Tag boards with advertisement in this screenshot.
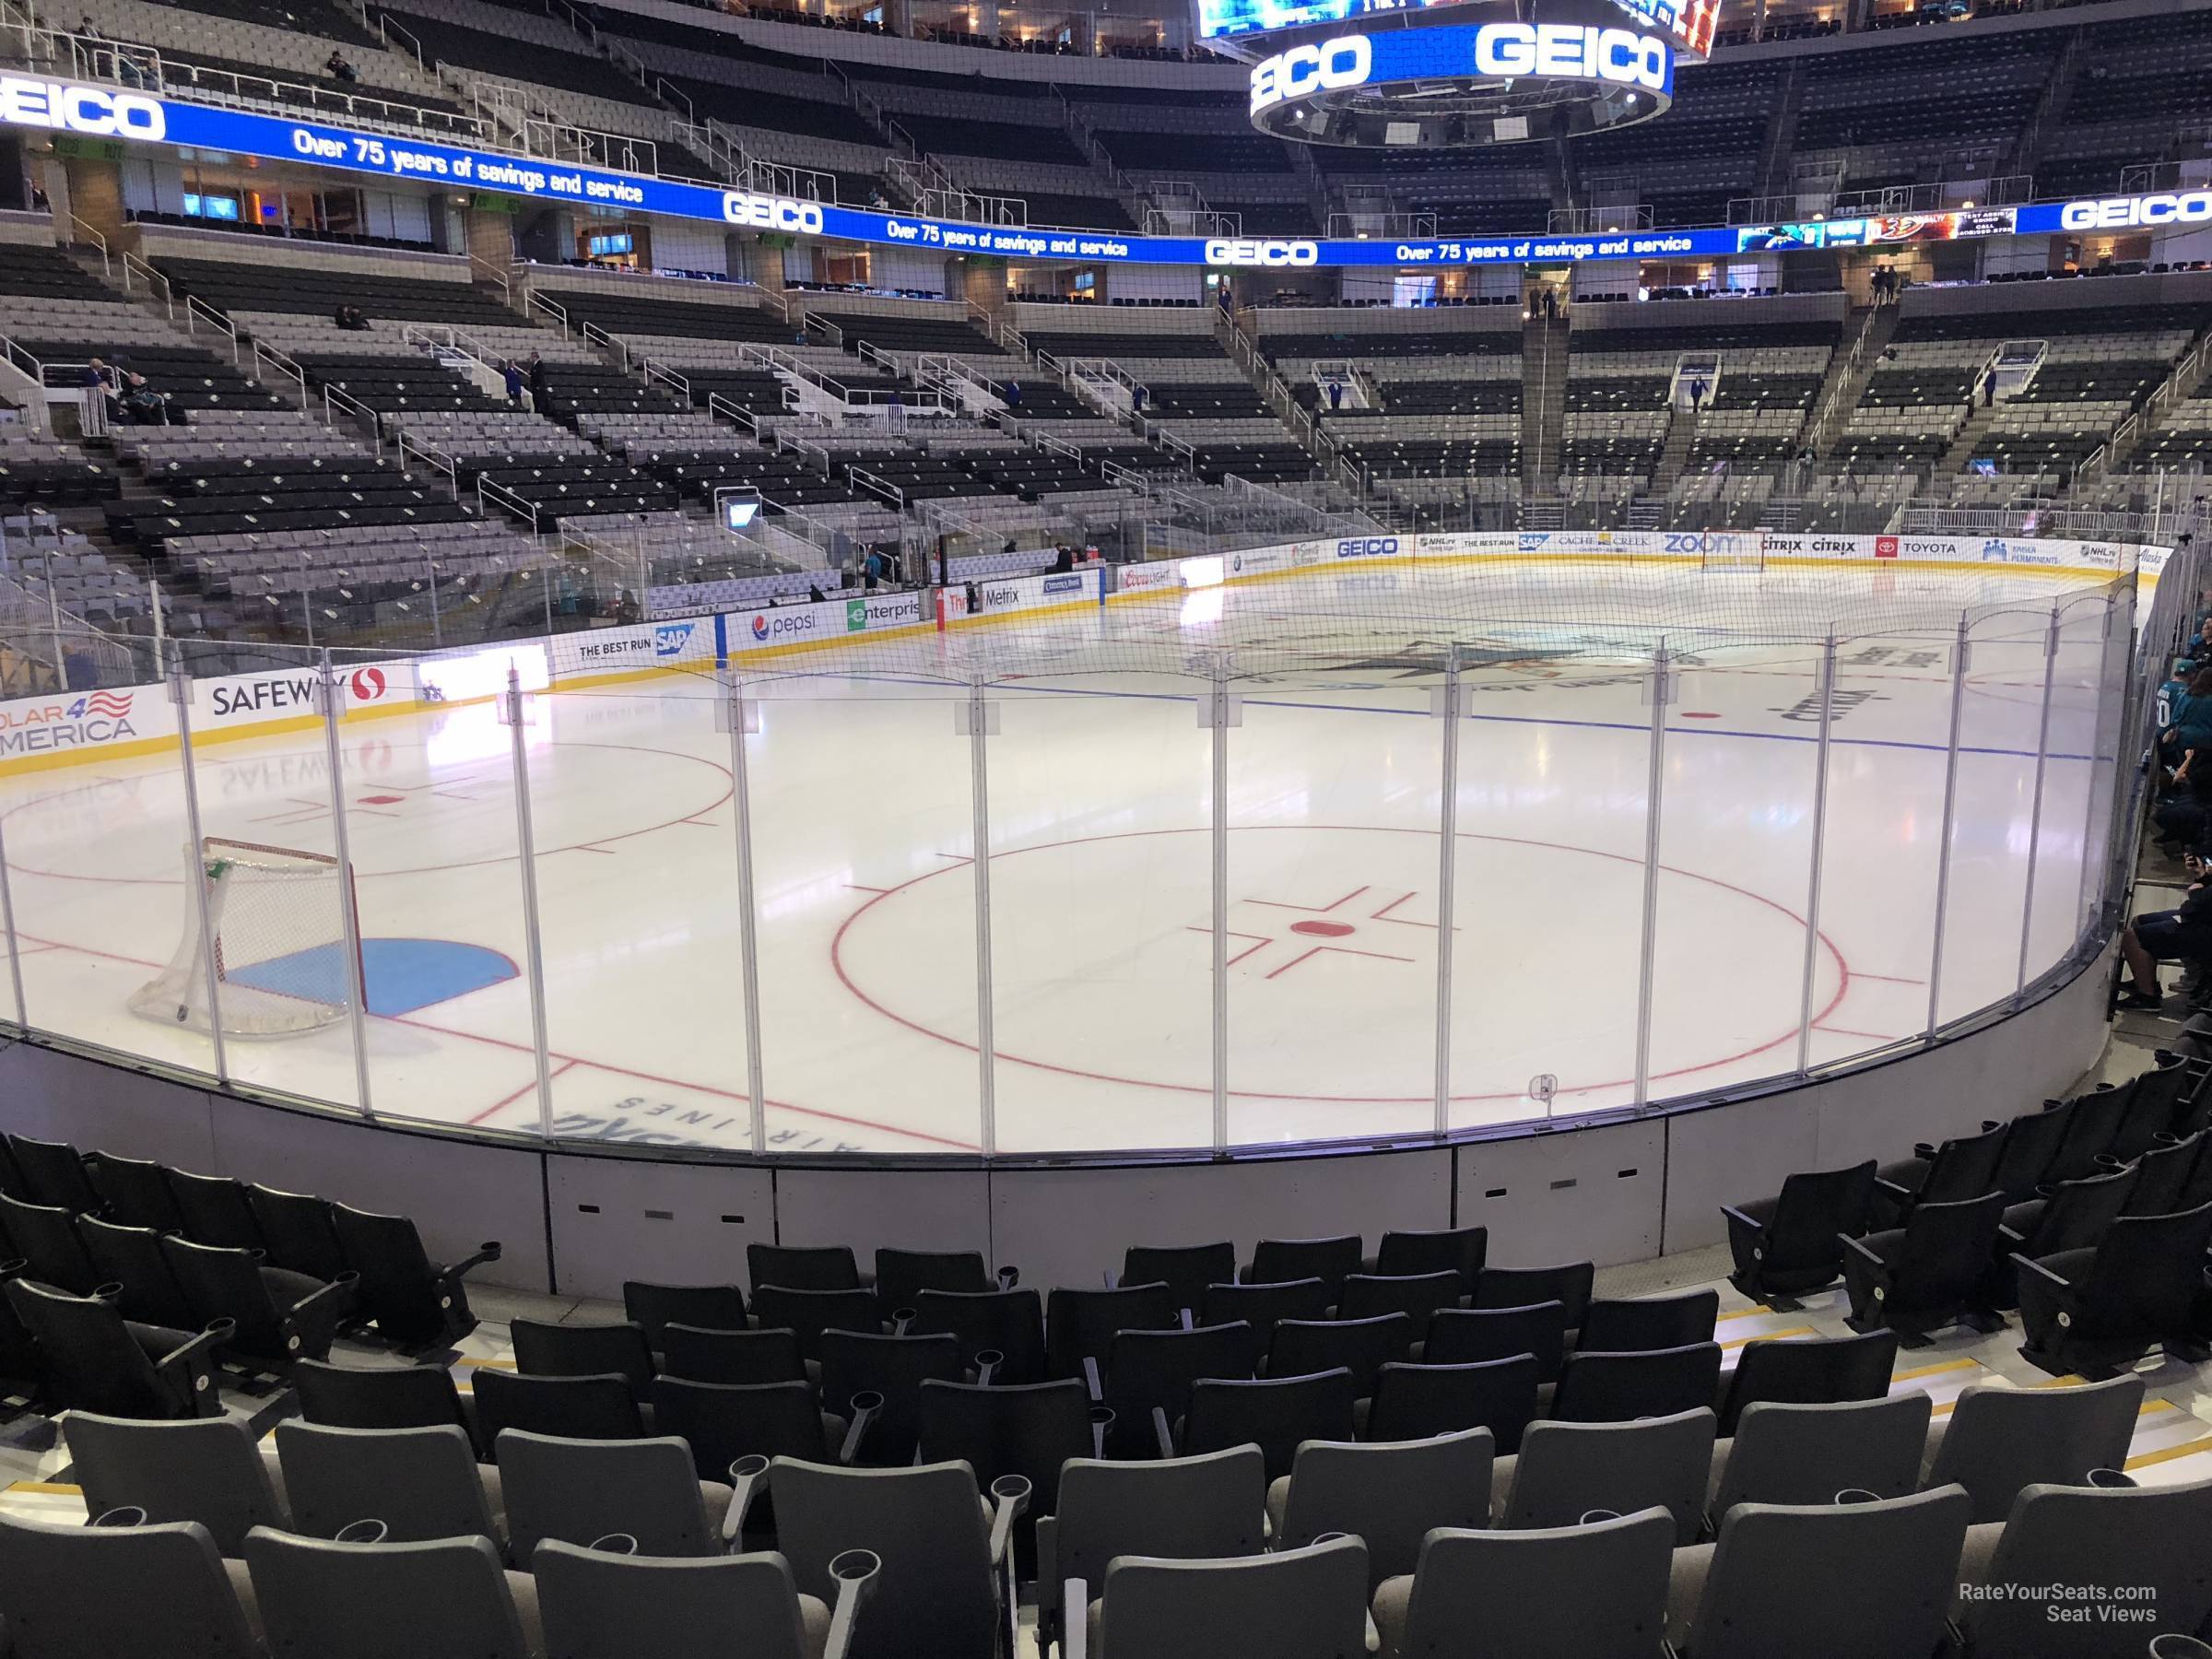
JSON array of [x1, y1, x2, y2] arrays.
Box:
[[939, 569, 1103, 622], [0, 684, 172, 762], [195, 660, 408, 725], [724, 590, 926, 656]]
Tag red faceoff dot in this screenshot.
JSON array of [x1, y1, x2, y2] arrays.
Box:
[[1289, 920, 1357, 937]]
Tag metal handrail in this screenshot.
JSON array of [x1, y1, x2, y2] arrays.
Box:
[[398, 429, 460, 499], [185, 296, 241, 363], [708, 392, 759, 436]]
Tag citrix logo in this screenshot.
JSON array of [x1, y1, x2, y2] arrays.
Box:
[[0, 76, 164, 139], [2060, 191, 2212, 230], [1249, 34, 1371, 115], [1206, 238, 1318, 267], [722, 191, 825, 234]]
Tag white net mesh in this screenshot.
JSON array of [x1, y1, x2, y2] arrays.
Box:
[[129, 839, 351, 1037]]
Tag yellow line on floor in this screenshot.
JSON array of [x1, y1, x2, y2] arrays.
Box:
[[1891, 1358, 1983, 1383], [3, 1482, 78, 1495], [1722, 1325, 1815, 1351], [2125, 1436, 2212, 1472]]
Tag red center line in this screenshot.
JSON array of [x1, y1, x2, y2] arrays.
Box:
[[466, 1057, 578, 1125]]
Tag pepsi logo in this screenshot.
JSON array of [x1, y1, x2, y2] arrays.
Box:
[[751, 615, 770, 641]]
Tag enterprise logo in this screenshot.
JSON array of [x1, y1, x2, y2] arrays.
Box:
[[0, 76, 163, 139]]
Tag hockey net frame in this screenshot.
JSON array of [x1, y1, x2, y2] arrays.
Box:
[[1700, 532, 1768, 573], [128, 837, 358, 1038]]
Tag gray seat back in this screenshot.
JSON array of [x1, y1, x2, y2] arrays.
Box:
[[244, 1526, 531, 1659], [276, 1421, 498, 1544], [533, 1540, 810, 1659], [0, 1512, 261, 1659], [1688, 1486, 1971, 1659], [1963, 1477, 2212, 1658], [1927, 1376, 2143, 1524], [768, 1457, 994, 1659], [497, 1430, 715, 1559], [1099, 1536, 1370, 1659], [1039, 1445, 1267, 1625], [1712, 1394, 1931, 1519], [1398, 1508, 1675, 1659], [1503, 1408, 1715, 1544], [1277, 1430, 1493, 1585], [64, 1413, 283, 1556]]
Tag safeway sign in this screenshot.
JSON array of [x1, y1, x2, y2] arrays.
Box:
[[196, 661, 408, 725]]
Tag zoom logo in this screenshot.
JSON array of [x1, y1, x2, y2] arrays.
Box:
[[722, 191, 824, 234], [1249, 34, 1372, 115], [1205, 239, 1318, 267], [0, 77, 164, 139]]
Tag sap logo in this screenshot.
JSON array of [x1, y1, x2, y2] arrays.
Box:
[[2061, 191, 2212, 231], [1205, 238, 1318, 267], [1473, 23, 1672, 93], [0, 77, 163, 140], [1517, 533, 1551, 553], [653, 621, 695, 657], [1874, 535, 1900, 559], [721, 191, 824, 234], [1335, 537, 1398, 559], [1249, 34, 1371, 115]]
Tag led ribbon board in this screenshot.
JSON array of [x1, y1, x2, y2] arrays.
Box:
[[0, 76, 2190, 267]]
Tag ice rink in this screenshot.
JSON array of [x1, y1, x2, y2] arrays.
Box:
[[0, 556, 2128, 1155]]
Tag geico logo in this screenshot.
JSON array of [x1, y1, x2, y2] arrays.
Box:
[[1336, 537, 1399, 558], [1472, 23, 1669, 92], [0, 77, 164, 138], [1249, 34, 1371, 114], [1205, 239, 1318, 266], [2060, 191, 2212, 230], [721, 192, 824, 234]]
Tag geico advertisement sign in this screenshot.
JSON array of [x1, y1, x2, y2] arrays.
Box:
[[721, 191, 824, 234], [0, 687, 159, 756], [2061, 191, 2212, 230], [1205, 239, 1317, 267], [1250, 35, 1371, 114], [1250, 24, 1667, 116], [1335, 537, 1400, 559], [198, 662, 403, 724], [0, 77, 164, 139]]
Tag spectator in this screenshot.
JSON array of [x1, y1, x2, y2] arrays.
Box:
[[76, 15, 99, 36], [122, 372, 173, 425], [1004, 380, 1021, 411], [2166, 665, 2212, 766], [2156, 767, 2212, 855], [1688, 376, 1707, 414], [1327, 380, 1343, 412], [325, 51, 359, 83], [2118, 874, 2212, 1009], [1980, 365, 1997, 407], [1131, 383, 1145, 414], [1052, 545, 1074, 573], [808, 582, 826, 603], [527, 352, 549, 412], [863, 546, 888, 591], [613, 589, 641, 625], [503, 359, 524, 406]]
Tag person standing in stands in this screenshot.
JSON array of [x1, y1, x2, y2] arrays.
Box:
[[1005, 380, 1022, 412], [503, 359, 524, 406], [1980, 365, 1996, 408], [863, 546, 888, 591], [1688, 376, 1707, 416], [325, 50, 358, 82], [527, 352, 549, 415], [1327, 379, 1343, 413]]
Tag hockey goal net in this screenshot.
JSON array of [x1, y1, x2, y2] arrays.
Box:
[[1700, 532, 1768, 572], [129, 838, 353, 1037]]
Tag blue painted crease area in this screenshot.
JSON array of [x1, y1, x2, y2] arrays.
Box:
[[223, 937, 518, 1017]]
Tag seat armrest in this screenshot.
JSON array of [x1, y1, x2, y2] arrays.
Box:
[[1151, 1405, 1175, 1460], [995, 1264, 1019, 1290], [1912, 1143, 1937, 1161], [1996, 1224, 2027, 1250], [822, 1548, 881, 1659], [987, 1475, 1031, 1569], [287, 1271, 359, 1321], [838, 1392, 883, 1466], [1081, 1355, 1102, 1403], [973, 1349, 1002, 1388], [157, 1319, 233, 1417], [1061, 1579, 1088, 1659], [1874, 1176, 1915, 1204], [1839, 1233, 1887, 1272], [1718, 1205, 1763, 1234], [2009, 1252, 2071, 1291], [722, 1455, 770, 1543], [443, 1241, 502, 1282]]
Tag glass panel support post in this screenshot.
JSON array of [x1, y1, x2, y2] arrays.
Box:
[[318, 652, 375, 1121], [1924, 618, 1971, 1036], [721, 674, 769, 1156], [167, 661, 227, 1083], [504, 666, 557, 1139], [1794, 636, 1839, 1075]]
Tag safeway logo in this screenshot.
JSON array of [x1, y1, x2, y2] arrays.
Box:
[[1874, 535, 1900, 559], [349, 666, 386, 700]]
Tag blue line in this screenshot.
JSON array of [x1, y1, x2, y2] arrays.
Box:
[[762, 668, 2099, 764]]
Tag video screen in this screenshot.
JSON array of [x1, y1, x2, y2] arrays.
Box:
[[1606, 0, 1720, 53], [1196, 0, 1467, 44]]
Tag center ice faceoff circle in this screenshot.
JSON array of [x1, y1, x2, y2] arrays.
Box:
[[833, 823, 1842, 1106]]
